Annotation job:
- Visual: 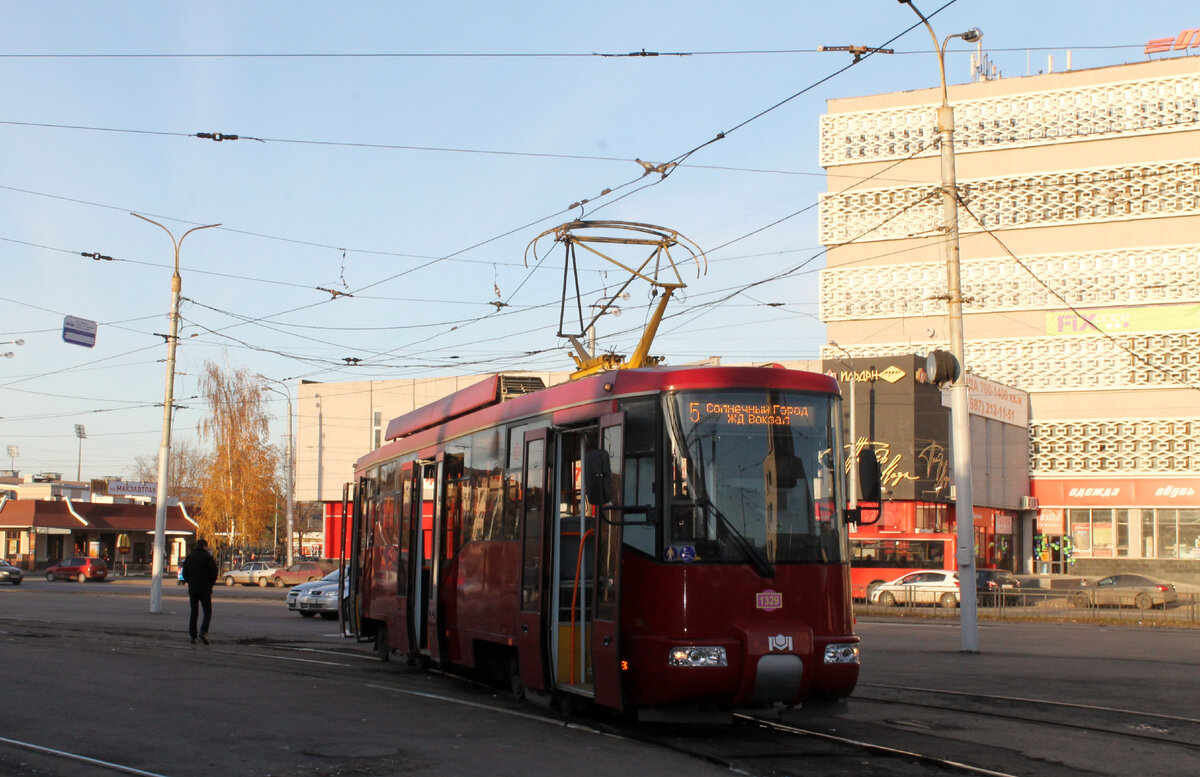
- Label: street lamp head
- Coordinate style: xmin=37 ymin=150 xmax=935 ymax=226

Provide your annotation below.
xmin=958 ymin=28 xmax=983 ymax=43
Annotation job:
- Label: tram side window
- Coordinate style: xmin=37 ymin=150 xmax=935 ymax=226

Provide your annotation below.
xmin=397 ymin=467 xmax=413 ymax=597
xmin=622 ymin=398 xmax=658 ymax=557
xmin=362 ymin=472 xmax=378 ymax=550
xmin=465 ymin=429 xmax=502 ymax=542
xmin=443 ymin=451 xmax=466 ymax=557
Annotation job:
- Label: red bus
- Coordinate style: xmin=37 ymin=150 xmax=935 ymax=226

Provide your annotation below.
xmin=346 ymin=366 xmax=871 ymax=719
xmin=848 ymin=531 xmax=956 ymax=601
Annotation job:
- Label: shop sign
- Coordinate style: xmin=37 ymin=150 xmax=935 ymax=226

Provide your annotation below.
xmin=1032 ymin=477 xmax=1200 ymax=507
xmin=1145 ymin=28 xmax=1200 ymax=54
xmin=942 ymin=373 xmax=1028 ymax=427
xmin=108 ymin=481 xmax=158 ymax=497
xmin=1037 ymin=508 xmax=1065 ymax=535
xmin=1045 ymin=304 xmax=1200 ymax=337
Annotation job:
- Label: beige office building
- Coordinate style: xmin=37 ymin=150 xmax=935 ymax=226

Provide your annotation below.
xmin=818 ymin=54 xmax=1200 ymax=575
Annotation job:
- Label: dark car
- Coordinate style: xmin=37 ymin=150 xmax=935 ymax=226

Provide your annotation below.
xmin=45 ymin=557 xmax=108 ymax=582
xmin=271 ymin=561 xmax=333 ymax=588
xmin=1070 ymin=574 xmax=1178 ymax=610
xmin=976 ymin=569 xmax=1021 ymax=606
xmin=0 ymin=559 xmax=23 ymax=585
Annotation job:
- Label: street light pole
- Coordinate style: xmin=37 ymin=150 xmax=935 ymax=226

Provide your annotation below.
xmin=257 ymin=375 xmax=295 ymax=567
xmin=829 ymin=341 xmax=859 ymax=509
xmin=899 ymin=0 xmax=981 ymax=652
xmin=74 ymin=424 xmax=86 ymax=481
xmin=135 ymin=213 xmax=221 ymax=614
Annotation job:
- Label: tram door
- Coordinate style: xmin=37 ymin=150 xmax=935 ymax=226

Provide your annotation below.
xmin=590 ymin=413 xmax=625 ymax=709
xmin=552 ymin=422 xmax=623 ymax=699
xmin=395 ymin=462 xmax=417 ymax=655
xmin=412 ymin=459 xmax=442 ymax=661
xmin=517 ymin=429 xmax=552 ymax=691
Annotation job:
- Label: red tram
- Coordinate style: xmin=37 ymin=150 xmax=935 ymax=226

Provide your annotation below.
xmin=346 ymin=365 xmax=872 ymax=719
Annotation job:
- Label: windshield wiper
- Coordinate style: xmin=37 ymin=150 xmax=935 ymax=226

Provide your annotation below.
xmin=695 ymin=496 xmax=775 ymax=579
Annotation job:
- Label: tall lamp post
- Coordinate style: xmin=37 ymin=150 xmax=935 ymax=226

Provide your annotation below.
xmin=135 ymin=213 xmax=221 ymax=614
xmin=898 ymin=0 xmax=981 ymax=652
xmin=828 ymin=341 xmax=859 ymax=509
xmin=257 ymin=375 xmax=295 ymax=567
xmin=74 ymin=424 xmax=86 ymax=481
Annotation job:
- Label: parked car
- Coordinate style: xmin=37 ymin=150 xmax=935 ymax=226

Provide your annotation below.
xmin=45 ymin=557 xmax=108 ymax=583
xmin=223 ymin=561 xmax=283 ymax=587
xmin=1070 ymin=574 xmax=1178 ymax=610
xmin=287 ymin=569 xmax=342 ymax=616
xmin=868 ymin=569 xmax=960 ymax=608
xmin=271 ymin=561 xmax=333 ymax=588
xmin=0 ymin=558 xmax=23 ymax=585
xmin=295 ymin=573 xmax=349 ymax=620
xmin=976 ymin=569 xmax=1022 ymax=606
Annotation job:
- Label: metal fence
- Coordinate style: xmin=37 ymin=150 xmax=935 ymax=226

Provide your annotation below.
xmin=857 ymin=590 xmax=1200 ymax=626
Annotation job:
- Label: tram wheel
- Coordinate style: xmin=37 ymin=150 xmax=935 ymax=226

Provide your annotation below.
xmin=1134 ymin=593 xmax=1153 ymax=610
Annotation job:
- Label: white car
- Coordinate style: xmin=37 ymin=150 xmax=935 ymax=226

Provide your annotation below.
xmin=868 ymin=569 xmax=960 ymax=609
xmin=223 ymin=561 xmax=283 ymax=587
xmin=287 ymin=569 xmax=342 ymax=616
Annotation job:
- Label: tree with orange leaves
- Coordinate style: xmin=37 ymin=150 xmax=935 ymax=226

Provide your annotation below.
xmin=196 ymin=360 xmax=280 ymax=555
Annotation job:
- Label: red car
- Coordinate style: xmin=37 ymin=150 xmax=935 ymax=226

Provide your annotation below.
xmin=270 ymin=561 xmax=333 ymax=588
xmin=45 ymin=557 xmax=109 ymax=583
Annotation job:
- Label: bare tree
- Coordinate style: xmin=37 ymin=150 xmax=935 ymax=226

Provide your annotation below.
xmin=196 ymin=361 xmax=279 ymax=553
xmin=131 ymin=440 xmax=207 ymax=505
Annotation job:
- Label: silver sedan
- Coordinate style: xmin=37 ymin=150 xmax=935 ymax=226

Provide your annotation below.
xmin=222 ymin=561 xmax=283 ymax=587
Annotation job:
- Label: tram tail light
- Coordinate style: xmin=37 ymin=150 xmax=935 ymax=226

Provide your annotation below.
xmin=668 ymin=646 xmax=728 ymax=667
xmin=823 ymin=643 xmax=860 ymax=664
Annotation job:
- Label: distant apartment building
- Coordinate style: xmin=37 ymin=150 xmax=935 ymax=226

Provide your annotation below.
xmin=818 ymin=54 xmax=1200 ymax=575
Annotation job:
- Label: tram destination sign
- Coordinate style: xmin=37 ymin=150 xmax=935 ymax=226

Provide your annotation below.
xmin=691 ymin=400 xmax=812 ymax=427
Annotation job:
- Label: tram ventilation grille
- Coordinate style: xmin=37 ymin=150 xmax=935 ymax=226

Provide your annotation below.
xmin=499 ymin=376 xmax=546 ymax=399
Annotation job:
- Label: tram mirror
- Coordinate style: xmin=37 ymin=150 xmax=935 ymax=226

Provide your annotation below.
xmin=858 ymin=449 xmax=882 ymax=503
xmin=584 ymin=448 xmax=612 ymax=506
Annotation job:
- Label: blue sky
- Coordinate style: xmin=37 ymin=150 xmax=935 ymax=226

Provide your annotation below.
xmin=0 ymin=1 xmax=1192 ymax=478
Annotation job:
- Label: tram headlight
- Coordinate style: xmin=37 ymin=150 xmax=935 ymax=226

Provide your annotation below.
xmin=668 ymin=646 xmax=728 ymax=667
xmin=823 ymin=643 xmax=860 ymax=664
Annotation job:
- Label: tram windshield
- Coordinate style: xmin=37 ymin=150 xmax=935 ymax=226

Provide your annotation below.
xmin=664 ymin=389 xmax=845 ymax=569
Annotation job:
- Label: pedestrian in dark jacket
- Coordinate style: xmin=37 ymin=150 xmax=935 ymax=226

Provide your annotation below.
xmin=181 ymin=539 xmax=219 ymax=644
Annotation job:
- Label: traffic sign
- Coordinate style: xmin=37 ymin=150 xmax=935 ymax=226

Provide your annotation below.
xmin=62 ymin=316 xmax=97 ymax=348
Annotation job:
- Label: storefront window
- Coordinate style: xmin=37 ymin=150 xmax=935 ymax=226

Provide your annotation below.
xmin=1091 ymin=509 xmax=1114 ymax=557
xmin=1115 ymin=509 xmax=1129 ymax=556
xmin=1157 ymin=509 xmax=1177 ymax=559
xmin=1069 ymin=509 xmax=1092 ymax=554
xmin=1179 ymin=509 xmax=1200 ymax=560
xmin=1142 ymin=511 xmax=1157 ymax=558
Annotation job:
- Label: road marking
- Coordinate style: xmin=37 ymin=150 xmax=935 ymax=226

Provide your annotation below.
xmin=0 ymin=735 xmax=172 ymax=777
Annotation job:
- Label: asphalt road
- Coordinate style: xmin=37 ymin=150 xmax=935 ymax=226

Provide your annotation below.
xmin=1 ymin=578 xmax=1197 ymax=777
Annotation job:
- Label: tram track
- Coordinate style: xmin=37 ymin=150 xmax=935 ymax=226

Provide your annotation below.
xmin=852 ymin=682 xmax=1200 ymax=751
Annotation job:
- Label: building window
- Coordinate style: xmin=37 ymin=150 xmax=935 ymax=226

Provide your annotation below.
xmin=373 ymin=410 xmax=382 ymax=450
